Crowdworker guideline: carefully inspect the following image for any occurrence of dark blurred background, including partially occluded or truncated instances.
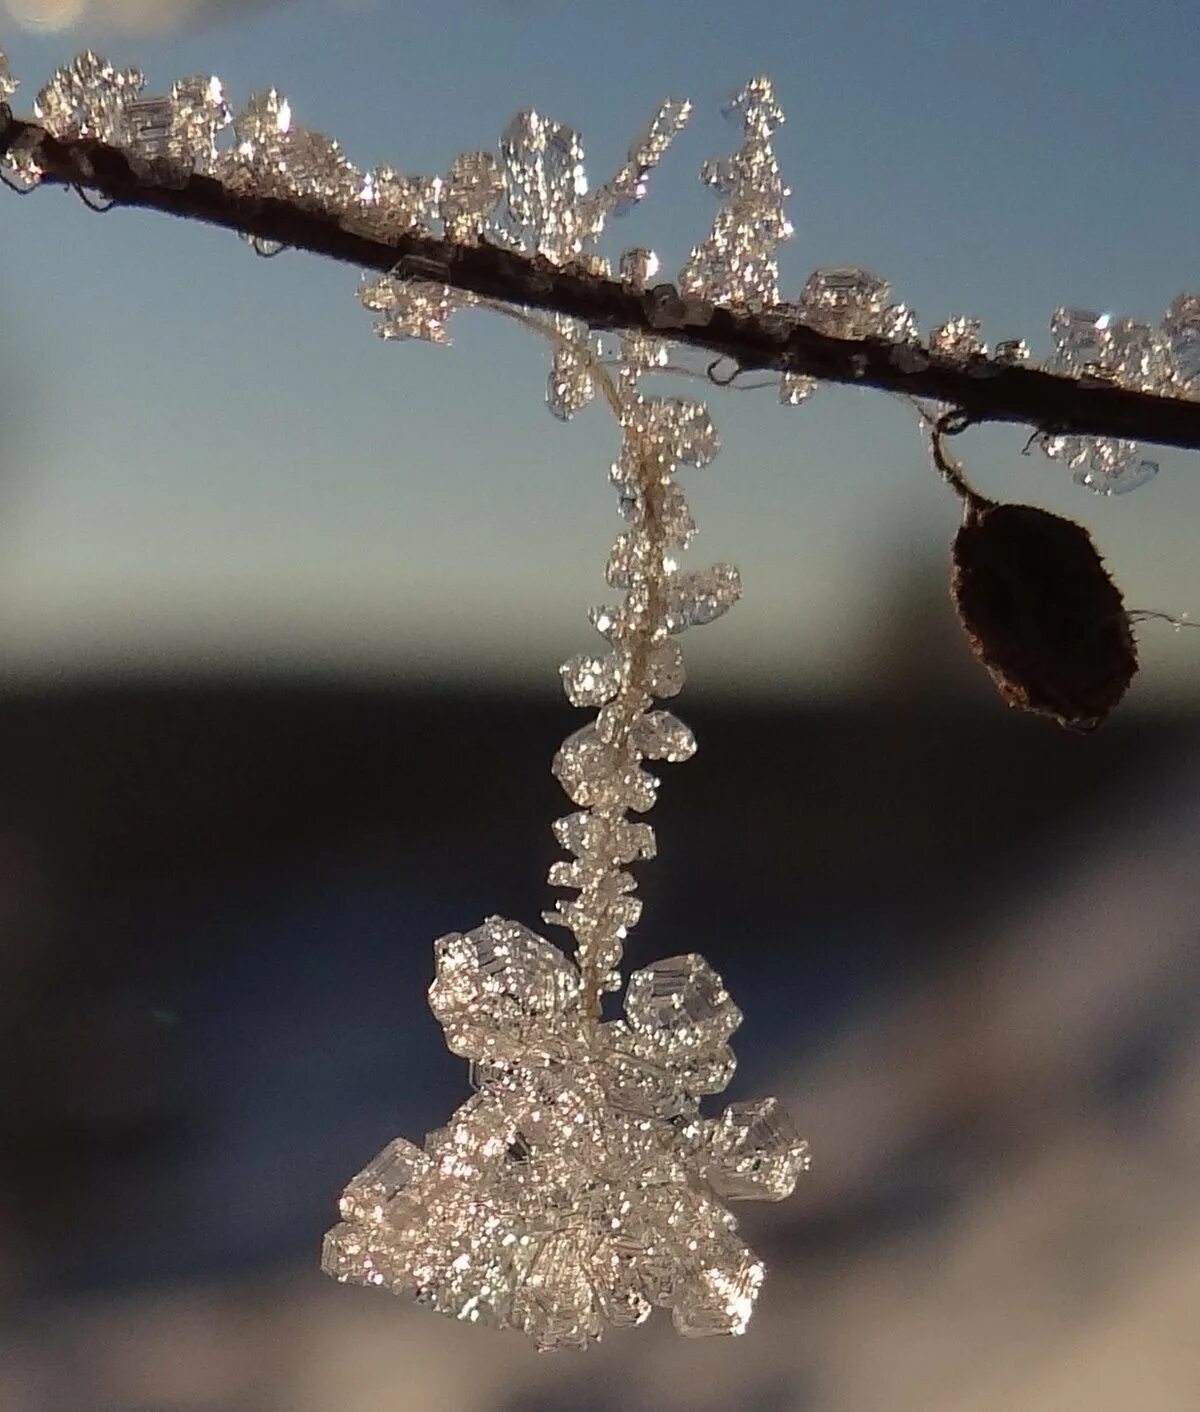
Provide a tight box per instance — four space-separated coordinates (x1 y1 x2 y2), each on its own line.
2 639 1199 1411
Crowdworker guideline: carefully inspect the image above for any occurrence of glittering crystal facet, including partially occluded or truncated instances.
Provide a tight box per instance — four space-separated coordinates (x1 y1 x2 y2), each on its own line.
582 100 690 231
604 530 661 589
560 652 625 707
2 129 45 191
619 247 661 291
552 812 656 864
1107 317 1171 393
328 939 796 1347
169 74 231 174
799 267 891 338
552 726 658 812
706 1097 810 1201
0 47 18 103
1163 292 1200 393
547 316 599 420
1074 451 1159 496
879 302 920 344
1041 432 1088 467
780 372 817 405
993 338 1031 365
670 1238 764 1337
219 89 361 213
1048 307 1110 374
121 95 183 182
619 396 720 473
340 1137 432 1224
500 110 588 264
929 316 984 359
513 1230 603 1350
360 276 461 344
1040 309 1159 490
441 150 504 244
624 954 743 1054
645 639 686 698
680 77 790 311
322 1221 404 1288
664 564 742 633
631 710 697 762
34 52 144 144
347 165 442 239
428 918 582 1063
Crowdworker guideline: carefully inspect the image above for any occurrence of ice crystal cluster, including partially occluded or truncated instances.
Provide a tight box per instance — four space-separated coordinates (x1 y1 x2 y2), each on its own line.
788 269 1178 494
329 79 811 1348
323 931 808 1347
3 41 1198 494
6 32 1199 1343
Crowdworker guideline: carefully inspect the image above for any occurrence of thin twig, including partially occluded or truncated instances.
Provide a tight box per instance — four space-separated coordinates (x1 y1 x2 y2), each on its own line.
5 113 1200 453
928 410 993 514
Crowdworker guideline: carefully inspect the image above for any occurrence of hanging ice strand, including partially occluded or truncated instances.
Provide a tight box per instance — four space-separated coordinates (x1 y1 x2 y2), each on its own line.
324 79 809 1349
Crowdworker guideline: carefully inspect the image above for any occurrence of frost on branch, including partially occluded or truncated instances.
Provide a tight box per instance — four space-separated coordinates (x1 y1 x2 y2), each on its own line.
3 43 1199 484
358 96 690 345
680 77 790 313
1038 308 1164 494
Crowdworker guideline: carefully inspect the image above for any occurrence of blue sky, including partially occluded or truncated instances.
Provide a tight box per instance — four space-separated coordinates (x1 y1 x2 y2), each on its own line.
2 0 1200 703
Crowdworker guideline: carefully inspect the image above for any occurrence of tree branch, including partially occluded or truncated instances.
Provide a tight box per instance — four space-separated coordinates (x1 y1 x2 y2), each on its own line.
6 110 1200 454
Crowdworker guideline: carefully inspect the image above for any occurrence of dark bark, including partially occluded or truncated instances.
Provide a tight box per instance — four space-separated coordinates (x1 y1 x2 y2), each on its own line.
5 111 1200 454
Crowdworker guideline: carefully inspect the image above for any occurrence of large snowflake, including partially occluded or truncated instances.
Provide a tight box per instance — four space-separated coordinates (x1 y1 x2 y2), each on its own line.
322 918 808 1348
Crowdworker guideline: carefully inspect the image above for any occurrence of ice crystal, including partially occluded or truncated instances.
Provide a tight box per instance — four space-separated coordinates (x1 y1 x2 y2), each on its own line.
500 110 588 265
217 89 362 213
346 164 443 239
169 74 232 175
798 267 891 339
34 52 144 144
117 76 231 184
618 246 660 292
2 128 45 191
440 150 504 245
584 99 691 230
547 315 601 420
994 338 1031 365
121 96 177 181
498 98 687 268
325 928 807 1347
1108 317 1172 393
359 274 466 344
664 565 743 632
1037 307 1168 493
680 76 791 311
323 85 810 1345
929 316 985 360
780 372 817 405
560 653 624 708
879 302 920 345
1163 292 1200 393
0 45 19 103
